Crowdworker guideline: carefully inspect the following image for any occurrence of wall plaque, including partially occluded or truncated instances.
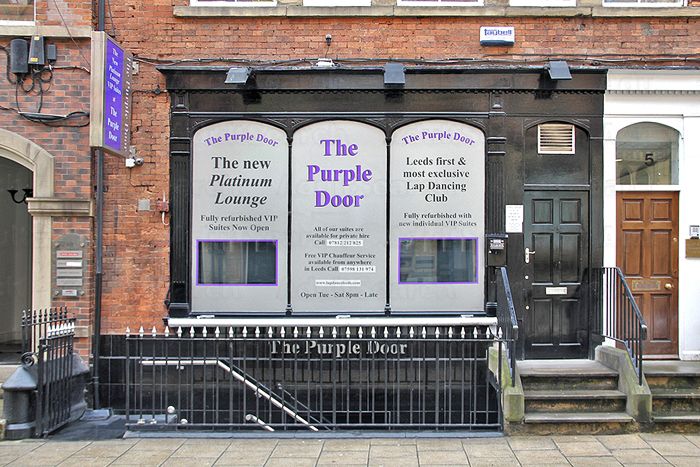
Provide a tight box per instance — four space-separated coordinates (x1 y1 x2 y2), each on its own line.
687 239 700 259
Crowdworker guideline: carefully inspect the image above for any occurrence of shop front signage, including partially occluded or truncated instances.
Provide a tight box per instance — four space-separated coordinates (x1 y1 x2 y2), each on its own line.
190 119 485 314
191 121 288 312
89 32 133 157
291 121 387 312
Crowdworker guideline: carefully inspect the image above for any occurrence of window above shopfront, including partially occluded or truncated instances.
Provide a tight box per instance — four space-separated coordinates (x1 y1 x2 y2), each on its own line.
615 122 679 186
0 0 34 23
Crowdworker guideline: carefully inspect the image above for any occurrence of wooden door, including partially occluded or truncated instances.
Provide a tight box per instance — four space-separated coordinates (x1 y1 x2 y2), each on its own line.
616 192 679 358
524 191 590 359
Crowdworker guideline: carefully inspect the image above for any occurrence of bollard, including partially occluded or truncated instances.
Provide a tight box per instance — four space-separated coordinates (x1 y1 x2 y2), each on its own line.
2 364 37 440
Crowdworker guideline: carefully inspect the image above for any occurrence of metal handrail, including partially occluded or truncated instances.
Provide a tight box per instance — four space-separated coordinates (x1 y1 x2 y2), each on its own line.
495 267 519 386
596 267 648 386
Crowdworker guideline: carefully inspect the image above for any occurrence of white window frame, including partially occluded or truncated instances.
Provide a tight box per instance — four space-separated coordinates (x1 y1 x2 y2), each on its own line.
509 0 575 6
602 0 685 7
397 0 484 6
189 0 277 7
303 0 371 5
0 1 36 25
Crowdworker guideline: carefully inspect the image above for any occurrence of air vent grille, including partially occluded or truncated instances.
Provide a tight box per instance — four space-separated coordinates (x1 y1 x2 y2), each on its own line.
538 123 575 155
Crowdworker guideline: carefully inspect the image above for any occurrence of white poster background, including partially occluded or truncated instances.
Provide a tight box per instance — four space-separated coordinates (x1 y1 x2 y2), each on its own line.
191 121 288 312
390 120 485 312
291 121 387 312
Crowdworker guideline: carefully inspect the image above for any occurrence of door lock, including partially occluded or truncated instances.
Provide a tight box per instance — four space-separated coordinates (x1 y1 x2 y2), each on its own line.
525 247 536 264
665 283 673 290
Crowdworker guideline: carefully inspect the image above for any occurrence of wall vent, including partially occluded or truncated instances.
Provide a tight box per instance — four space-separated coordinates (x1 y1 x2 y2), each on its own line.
538 123 575 154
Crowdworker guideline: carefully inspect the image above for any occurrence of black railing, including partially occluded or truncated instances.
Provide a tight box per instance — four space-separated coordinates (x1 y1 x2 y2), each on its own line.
20 308 77 437
21 307 70 354
495 267 519 386
593 267 647 386
124 323 507 431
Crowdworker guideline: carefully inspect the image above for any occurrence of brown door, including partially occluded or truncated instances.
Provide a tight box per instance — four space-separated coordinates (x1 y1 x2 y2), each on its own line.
616 192 679 358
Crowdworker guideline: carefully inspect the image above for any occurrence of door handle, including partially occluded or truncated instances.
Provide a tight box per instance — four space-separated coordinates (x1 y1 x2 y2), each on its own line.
665 283 673 290
525 247 536 264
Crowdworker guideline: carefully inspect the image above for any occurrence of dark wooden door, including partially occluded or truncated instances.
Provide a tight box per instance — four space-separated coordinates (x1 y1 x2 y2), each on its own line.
616 192 679 358
524 191 590 359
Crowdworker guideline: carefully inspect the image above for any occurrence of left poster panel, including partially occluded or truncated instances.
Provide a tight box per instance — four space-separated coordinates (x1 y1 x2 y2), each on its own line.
191 121 288 313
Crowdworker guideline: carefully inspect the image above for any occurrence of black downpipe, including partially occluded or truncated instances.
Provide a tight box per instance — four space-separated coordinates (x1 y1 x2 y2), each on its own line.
92 0 106 409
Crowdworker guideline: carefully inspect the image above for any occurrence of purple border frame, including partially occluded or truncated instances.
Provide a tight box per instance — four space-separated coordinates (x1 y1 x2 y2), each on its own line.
195 239 279 287
397 237 479 285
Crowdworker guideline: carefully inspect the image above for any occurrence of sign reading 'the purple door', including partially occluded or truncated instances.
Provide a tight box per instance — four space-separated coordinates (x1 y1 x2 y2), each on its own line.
90 32 132 157
103 40 125 153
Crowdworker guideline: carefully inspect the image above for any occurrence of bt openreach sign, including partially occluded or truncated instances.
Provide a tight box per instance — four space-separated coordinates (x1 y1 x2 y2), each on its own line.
480 27 515 47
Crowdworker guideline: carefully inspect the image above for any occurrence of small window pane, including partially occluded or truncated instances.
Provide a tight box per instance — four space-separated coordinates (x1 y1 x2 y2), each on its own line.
615 123 679 185
0 0 34 22
198 240 276 285
399 238 477 284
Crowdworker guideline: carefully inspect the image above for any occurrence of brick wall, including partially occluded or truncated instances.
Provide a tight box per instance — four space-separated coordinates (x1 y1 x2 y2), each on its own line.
0 1 93 355
96 8 698 333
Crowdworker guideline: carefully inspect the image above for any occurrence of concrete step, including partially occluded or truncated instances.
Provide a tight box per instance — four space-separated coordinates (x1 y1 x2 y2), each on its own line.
652 389 700 413
525 389 627 413
508 411 637 435
644 361 700 390
653 413 700 423
524 412 634 424
519 361 619 391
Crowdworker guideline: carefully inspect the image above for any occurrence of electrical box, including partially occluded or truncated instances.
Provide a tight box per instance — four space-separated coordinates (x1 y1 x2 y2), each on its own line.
28 35 45 66
486 233 508 267
9 39 28 74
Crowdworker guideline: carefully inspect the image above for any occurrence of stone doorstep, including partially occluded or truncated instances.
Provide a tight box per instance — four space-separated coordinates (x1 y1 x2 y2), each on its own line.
523 412 634 424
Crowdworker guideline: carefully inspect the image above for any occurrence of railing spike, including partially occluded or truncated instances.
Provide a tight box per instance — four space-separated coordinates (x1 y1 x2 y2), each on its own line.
255 327 260 338
242 326 248 337
358 327 364 338
396 327 401 338
409 327 414 338
473 327 478 339
332 327 337 338
214 327 220 338
498 327 503 339
202 327 208 338
460 327 466 339
229 327 234 338
177 326 182 337
139 326 144 337
435 327 440 338
280 327 285 338
294 327 299 338
384 327 389 338
306 327 311 338
448 327 453 338
319 327 324 338
189 326 195 338
421 327 426 339
267 327 273 338
485 327 491 338
345 327 351 338
125 326 131 337
152 326 157 337
371 327 376 338
164 326 170 338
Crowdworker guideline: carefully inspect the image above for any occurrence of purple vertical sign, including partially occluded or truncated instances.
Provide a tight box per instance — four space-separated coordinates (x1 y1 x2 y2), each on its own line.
103 40 124 153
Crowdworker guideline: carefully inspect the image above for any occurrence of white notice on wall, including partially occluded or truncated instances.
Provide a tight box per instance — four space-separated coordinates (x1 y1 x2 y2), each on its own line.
505 205 523 233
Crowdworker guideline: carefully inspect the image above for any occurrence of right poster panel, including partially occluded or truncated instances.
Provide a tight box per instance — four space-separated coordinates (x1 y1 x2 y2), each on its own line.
390 120 485 312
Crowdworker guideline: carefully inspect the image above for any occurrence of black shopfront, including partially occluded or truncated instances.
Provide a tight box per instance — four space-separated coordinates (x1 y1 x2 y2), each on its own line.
101 66 605 431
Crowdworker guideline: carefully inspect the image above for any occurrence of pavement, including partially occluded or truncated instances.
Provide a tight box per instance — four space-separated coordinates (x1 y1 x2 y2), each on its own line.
2 433 700 466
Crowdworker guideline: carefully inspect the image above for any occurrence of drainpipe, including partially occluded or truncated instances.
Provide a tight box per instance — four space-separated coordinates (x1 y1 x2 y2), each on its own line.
92 0 106 409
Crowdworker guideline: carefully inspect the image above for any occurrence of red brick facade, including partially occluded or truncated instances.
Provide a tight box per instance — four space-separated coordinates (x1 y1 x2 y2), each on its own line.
3 2 699 347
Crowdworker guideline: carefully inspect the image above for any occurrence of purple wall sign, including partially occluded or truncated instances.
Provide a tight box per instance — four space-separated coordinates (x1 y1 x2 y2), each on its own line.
103 40 123 153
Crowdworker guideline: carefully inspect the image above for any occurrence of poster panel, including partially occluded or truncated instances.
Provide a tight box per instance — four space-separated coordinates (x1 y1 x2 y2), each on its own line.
291 121 387 312
390 120 485 312
191 121 288 312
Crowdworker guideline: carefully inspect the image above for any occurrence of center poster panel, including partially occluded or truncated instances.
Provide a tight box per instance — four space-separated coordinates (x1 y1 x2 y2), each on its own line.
291 121 387 312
